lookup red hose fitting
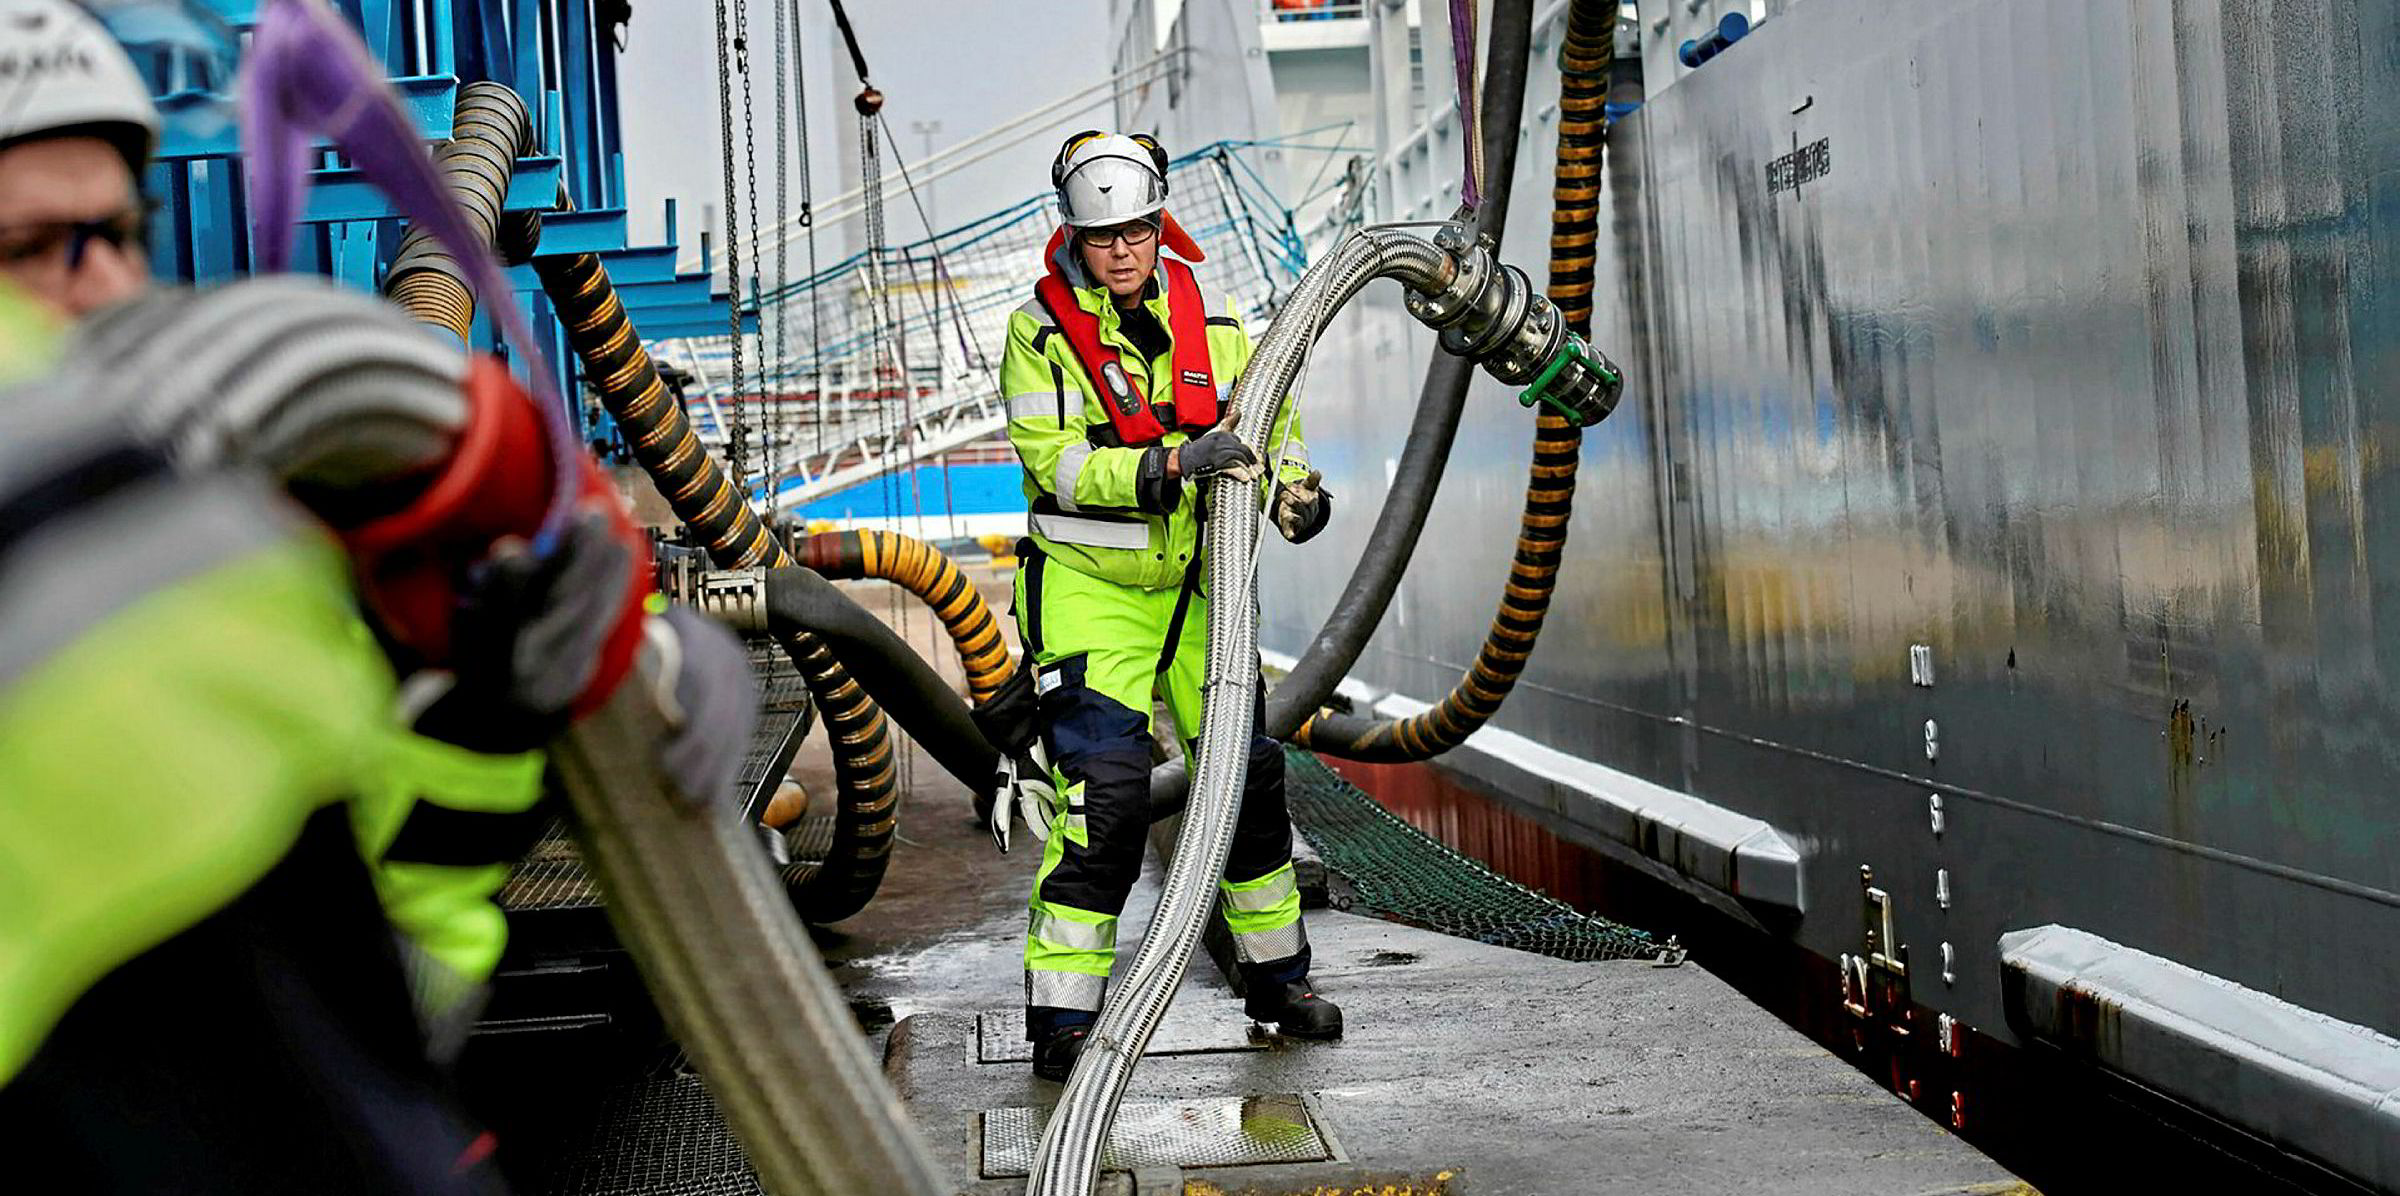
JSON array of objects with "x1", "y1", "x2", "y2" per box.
[{"x1": 342, "y1": 355, "x2": 650, "y2": 714}]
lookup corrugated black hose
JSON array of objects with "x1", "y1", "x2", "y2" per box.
[
  {"x1": 1291, "y1": 0, "x2": 1612, "y2": 760},
  {"x1": 532, "y1": 248, "x2": 900, "y2": 924}
]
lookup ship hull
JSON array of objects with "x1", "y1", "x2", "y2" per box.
[{"x1": 1251, "y1": 0, "x2": 2400, "y2": 1187}]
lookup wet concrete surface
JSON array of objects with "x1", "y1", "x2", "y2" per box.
[
  {"x1": 882, "y1": 911, "x2": 2025, "y2": 1195},
  {"x1": 796, "y1": 571, "x2": 2023, "y2": 1194},
  {"x1": 782, "y1": 569, "x2": 1182, "y2": 1050}
]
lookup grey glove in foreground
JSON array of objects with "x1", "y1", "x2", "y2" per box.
[
  {"x1": 656, "y1": 605, "x2": 763, "y2": 807},
  {"x1": 1273, "y1": 469, "x2": 1332, "y2": 544},
  {"x1": 415, "y1": 507, "x2": 632, "y2": 754}
]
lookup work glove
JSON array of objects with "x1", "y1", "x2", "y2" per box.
[
  {"x1": 1272, "y1": 470, "x2": 1332, "y2": 545},
  {"x1": 651, "y1": 605, "x2": 762, "y2": 808},
  {"x1": 989, "y1": 745, "x2": 1057, "y2": 854},
  {"x1": 411, "y1": 505, "x2": 634, "y2": 755},
  {"x1": 1175, "y1": 405, "x2": 1263, "y2": 485}
]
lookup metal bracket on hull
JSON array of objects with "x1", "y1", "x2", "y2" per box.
[{"x1": 2001, "y1": 925, "x2": 2400, "y2": 1194}]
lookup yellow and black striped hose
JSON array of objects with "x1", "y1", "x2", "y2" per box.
[
  {"x1": 534, "y1": 250, "x2": 898, "y2": 924},
  {"x1": 382, "y1": 81, "x2": 531, "y2": 340},
  {"x1": 1294, "y1": 0, "x2": 1611, "y2": 761},
  {"x1": 797, "y1": 529, "x2": 1014, "y2": 706}
]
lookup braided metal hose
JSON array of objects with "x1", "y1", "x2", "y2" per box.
[
  {"x1": 796, "y1": 529, "x2": 1014, "y2": 704},
  {"x1": 551, "y1": 655, "x2": 946, "y2": 1195},
  {"x1": 381, "y1": 82, "x2": 531, "y2": 341},
  {"x1": 533, "y1": 249, "x2": 901, "y2": 923},
  {"x1": 1293, "y1": 0, "x2": 1613, "y2": 761}
]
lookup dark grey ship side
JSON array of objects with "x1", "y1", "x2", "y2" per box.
[{"x1": 1165, "y1": 0, "x2": 2400, "y2": 1188}]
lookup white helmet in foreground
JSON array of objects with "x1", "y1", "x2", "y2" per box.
[
  {"x1": 1052, "y1": 130, "x2": 1169, "y2": 228},
  {"x1": 0, "y1": 0, "x2": 162, "y2": 170}
]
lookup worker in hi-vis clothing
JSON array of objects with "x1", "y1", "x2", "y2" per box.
[
  {"x1": 996, "y1": 130, "x2": 1339, "y2": 1081},
  {"x1": 0, "y1": 0, "x2": 549, "y2": 1053}
]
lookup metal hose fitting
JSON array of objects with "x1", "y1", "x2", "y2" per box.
[{"x1": 1401, "y1": 222, "x2": 1622, "y2": 426}]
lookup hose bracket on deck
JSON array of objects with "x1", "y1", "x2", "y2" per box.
[{"x1": 686, "y1": 568, "x2": 771, "y2": 636}]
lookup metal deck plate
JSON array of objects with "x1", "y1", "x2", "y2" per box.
[
  {"x1": 977, "y1": 1093, "x2": 1333, "y2": 1178},
  {"x1": 976, "y1": 1008, "x2": 1267, "y2": 1064}
]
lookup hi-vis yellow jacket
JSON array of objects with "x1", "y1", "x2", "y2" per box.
[{"x1": 1000, "y1": 246, "x2": 1307, "y2": 591}]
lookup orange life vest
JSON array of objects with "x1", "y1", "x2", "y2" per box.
[{"x1": 1033, "y1": 231, "x2": 1219, "y2": 447}]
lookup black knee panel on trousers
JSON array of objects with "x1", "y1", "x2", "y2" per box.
[
  {"x1": 1038, "y1": 653, "x2": 1147, "y2": 769},
  {"x1": 1033, "y1": 655, "x2": 1165, "y2": 914},
  {"x1": 1226, "y1": 732, "x2": 1294, "y2": 883},
  {"x1": 1043, "y1": 745, "x2": 1155, "y2": 908}
]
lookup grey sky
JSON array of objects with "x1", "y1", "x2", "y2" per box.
[{"x1": 615, "y1": 0, "x2": 1113, "y2": 274}]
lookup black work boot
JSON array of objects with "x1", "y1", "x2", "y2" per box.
[
  {"x1": 1244, "y1": 979, "x2": 1343, "y2": 1040},
  {"x1": 1031, "y1": 1024, "x2": 1090, "y2": 1082}
]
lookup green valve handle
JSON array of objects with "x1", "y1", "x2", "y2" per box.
[{"x1": 1518, "y1": 333, "x2": 1622, "y2": 427}]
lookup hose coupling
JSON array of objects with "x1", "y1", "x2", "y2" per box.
[
  {"x1": 1400, "y1": 223, "x2": 1624, "y2": 428},
  {"x1": 687, "y1": 567, "x2": 772, "y2": 635},
  {"x1": 1519, "y1": 333, "x2": 1623, "y2": 427}
]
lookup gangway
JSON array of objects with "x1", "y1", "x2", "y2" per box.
[{"x1": 649, "y1": 142, "x2": 1318, "y2": 510}]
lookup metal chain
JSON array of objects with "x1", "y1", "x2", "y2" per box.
[
  {"x1": 768, "y1": 0, "x2": 790, "y2": 503},
  {"x1": 733, "y1": 0, "x2": 763, "y2": 497},
  {"x1": 854, "y1": 112, "x2": 915, "y2": 793},
  {"x1": 857, "y1": 113, "x2": 893, "y2": 508},
  {"x1": 712, "y1": 0, "x2": 746, "y2": 489}
]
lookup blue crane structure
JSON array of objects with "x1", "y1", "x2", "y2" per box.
[{"x1": 139, "y1": 0, "x2": 745, "y2": 439}]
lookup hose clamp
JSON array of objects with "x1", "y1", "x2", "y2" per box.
[
  {"x1": 1440, "y1": 260, "x2": 1534, "y2": 359},
  {"x1": 1517, "y1": 333, "x2": 1624, "y2": 428},
  {"x1": 1481, "y1": 292, "x2": 1563, "y2": 384}
]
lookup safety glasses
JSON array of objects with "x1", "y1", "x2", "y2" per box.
[
  {"x1": 1074, "y1": 221, "x2": 1159, "y2": 250},
  {"x1": 0, "y1": 201, "x2": 156, "y2": 273}
]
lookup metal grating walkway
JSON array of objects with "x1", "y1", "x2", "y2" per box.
[
  {"x1": 531, "y1": 1063, "x2": 765, "y2": 1196},
  {"x1": 499, "y1": 640, "x2": 812, "y2": 916}
]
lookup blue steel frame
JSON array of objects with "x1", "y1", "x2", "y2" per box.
[{"x1": 141, "y1": 0, "x2": 731, "y2": 439}]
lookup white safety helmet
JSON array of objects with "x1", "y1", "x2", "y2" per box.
[
  {"x1": 0, "y1": 0, "x2": 162, "y2": 172},
  {"x1": 1051, "y1": 130, "x2": 1170, "y2": 229}
]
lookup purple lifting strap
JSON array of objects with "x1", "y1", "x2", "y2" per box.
[
  {"x1": 240, "y1": 0, "x2": 579, "y2": 546},
  {"x1": 1449, "y1": 0, "x2": 1482, "y2": 211}
]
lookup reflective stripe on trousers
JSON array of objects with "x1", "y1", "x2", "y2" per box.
[
  {"x1": 1220, "y1": 861, "x2": 1306, "y2": 965},
  {"x1": 1025, "y1": 968, "x2": 1106, "y2": 1012}
]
